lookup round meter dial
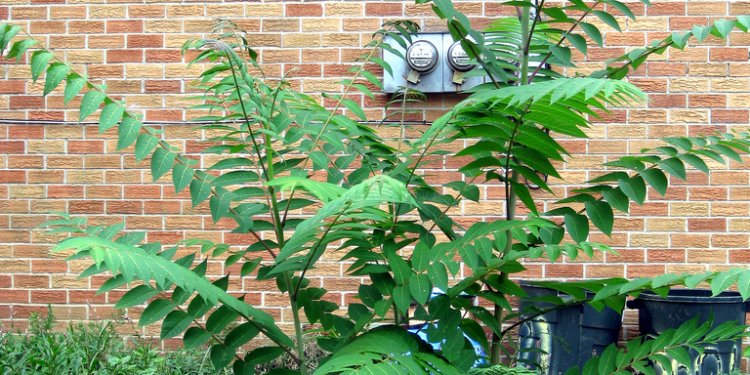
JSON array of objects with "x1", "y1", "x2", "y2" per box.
[
  {"x1": 406, "y1": 40, "x2": 439, "y2": 73},
  {"x1": 447, "y1": 41, "x2": 475, "y2": 72}
]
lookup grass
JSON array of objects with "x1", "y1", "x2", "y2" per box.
[{"x1": 0, "y1": 309, "x2": 230, "y2": 375}]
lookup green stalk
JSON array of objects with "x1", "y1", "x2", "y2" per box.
[
  {"x1": 289, "y1": 298, "x2": 308, "y2": 375},
  {"x1": 262, "y1": 84, "x2": 308, "y2": 374},
  {"x1": 518, "y1": 6, "x2": 531, "y2": 86},
  {"x1": 490, "y1": 5, "x2": 530, "y2": 364}
]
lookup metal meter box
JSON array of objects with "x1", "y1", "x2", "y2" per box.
[
  {"x1": 383, "y1": 33, "x2": 444, "y2": 93},
  {"x1": 382, "y1": 33, "x2": 485, "y2": 94},
  {"x1": 441, "y1": 34, "x2": 484, "y2": 92}
]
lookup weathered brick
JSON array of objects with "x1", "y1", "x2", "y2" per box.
[
  {"x1": 246, "y1": 3, "x2": 283, "y2": 17},
  {"x1": 364, "y1": 2, "x2": 403, "y2": 16},
  {"x1": 286, "y1": 3, "x2": 323, "y2": 17},
  {"x1": 128, "y1": 5, "x2": 165, "y2": 18},
  {"x1": 0, "y1": 170, "x2": 26, "y2": 184},
  {"x1": 127, "y1": 34, "x2": 164, "y2": 48},
  {"x1": 89, "y1": 5, "x2": 126, "y2": 19},
  {"x1": 710, "y1": 48, "x2": 749, "y2": 62}
]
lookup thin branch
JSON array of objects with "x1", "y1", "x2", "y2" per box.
[{"x1": 528, "y1": 0, "x2": 604, "y2": 81}]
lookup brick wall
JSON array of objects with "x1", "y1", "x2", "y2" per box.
[{"x1": 1, "y1": 0, "x2": 749, "y2": 345}]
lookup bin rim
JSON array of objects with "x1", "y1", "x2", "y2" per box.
[{"x1": 636, "y1": 289, "x2": 743, "y2": 304}]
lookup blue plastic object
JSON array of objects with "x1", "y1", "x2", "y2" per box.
[{"x1": 407, "y1": 323, "x2": 488, "y2": 367}]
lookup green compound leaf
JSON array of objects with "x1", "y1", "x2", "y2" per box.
[
  {"x1": 140, "y1": 298, "x2": 176, "y2": 327},
  {"x1": 98, "y1": 101, "x2": 125, "y2": 133},
  {"x1": 114, "y1": 284, "x2": 158, "y2": 309},
  {"x1": 135, "y1": 133, "x2": 159, "y2": 162},
  {"x1": 172, "y1": 163, "x2": 194, "y2": 193},
  {"x1": 79, "y1": 89, "x2": 105, "y2": 123},
  {"x1": 30, "y1": 50, "x2": 53, "y2": 82},
  {"x1": 44, "y1": 62, "x2": 70, "y2": 96},
  {"x1": 565, "y1": 213, "x2": 590, "y2": 243},
  {"x1": 161, "y1": 310, "x2": 193, "y2": 339},
  {"x1": 150, "y1": 147, "x2": 176, "y2": 181},
  {"x1": 117, "y1": 115, "x2": 142, "y2": 150},
  {"x1": 585, "y1": 200, "x2": 614, "y2": 236},
  {"x1": 63, "y1": 73, "x2": 86, "y2": 105}
]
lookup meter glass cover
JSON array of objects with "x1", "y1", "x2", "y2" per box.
[
  {"x1": 448, "y1": 41, "x2": 474, "y2": 72},
  {"x1": 406, "y1": 40, "x2": 438, "y2": 73}
]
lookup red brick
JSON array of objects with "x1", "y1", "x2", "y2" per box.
[
  {"x1": 15, "y1": 275, "x2": 50, "y2": 288},
  {"x1": 648, "y1": 94, "x2": 686, "y2": 108},
  {"x1": 146, "y1": 231, "x2": 183, "y2": 243},
  {"x1": 365, "y1": 2, "x2": 403, "y2": 16},
  {"x1": 10, "y1": 6, "x2": 47, "y2": 19},
  {"x1": 68, "y1": 200, "x2": 105, "y2": 214},
  {"x1": 86, "y1": 185, "x2": 122, "y2": 199},
  {"x1": 712, "y1": 109, "x2": 749, "y2": 123},
  {"x1": 0, "y1": 81, "x2": 25, "y2": 94},
  {"x1": 29, "y1": 21, "x2": 66, "y2": 34},
  {"x1": 89, "y1": 35, "x2": 126, "y2": 49},
  {"x1": 128, "y1": 5, "x2": 166, "y2": 18},
  {"x1": 50, "y1": 5, "x2": 85, "y2": 19},
  {"x1": 648, "y1": 62, "x2": 687, "y2": 76},
  {"x1": 689, "y1": 94, "x2": 726, "y2": 108},
  {"x1": 286, "y1": 3, "x2": 323, "y2": 17},
  {"x1": 48, "y1": 185, "x2": 85, "y2": 198},
  {"x1": 107, "y1": 49, "x2": 143, "y2": 63},
  {"x1": 0, "y1": 171, "x2": 26, "y2": 183},
  {"x1": 69, "y1": 21, "x2": 105, "y2": 33},
  {"x1": 9, "y1": 96, "x2": 44, "y2": 110},
  {"x1": 125, "y1": 186, "x2": 161, "y2": 199},
  {"x1": 0, "y1": 141, "x2": 25, "y2": 153},
  {"x1": 670, "y1": 17, "x2": 710, "y2": 31},
  {"x1": 646, "y1": 2, "x2": 686, "y2": 16},
  {"x1": 107, "y1": 20, "x2": 143, "y2": 33},
  {"x1": 8, "y1": 125, "x2": 44, "y2": 139},
  {"x1": 145, "y1": 109, "x2": 183, "y2": 122},
  {"x1": 145, "y1": 49, "x2": 182, "y2": 63},
  {"x1": 127, "y1": 34, "x2": 164, "y2": 48},
  {"x1": 145, "y1": 80, "x2": 181, "y2": 93},
  {"x1": 647, "y1": 249, "x2": 685, "y2": 263},
  {"x1": 106, "y1": 201, "x2": 144, "y2": 214},
  {"x1": 67, "y1": 140, "x2": 104, "y2": 154},
  {"x1": 69, "y1": 290, "x2": 107, "y2": 304},
  {"x1": 0, "y1": 290, "x2": 29, "y2": 303},
  {"x1": 144, "y1": 200, "x2": 181, "y2": 214},
  {"x1": 710, "y1": 48, "x2": 749, "y2": 62},
  {"x1": 688, "y1": 218, "x2": 727, "y2": 232},
  {"x1": 545, "y1": 265, "x2": 584, "y2": 278},
  {"x1": 31, "y1": 290, "x2": 67, "y2": 304}
]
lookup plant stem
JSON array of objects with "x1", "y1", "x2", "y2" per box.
[
  {"x1": 490, "y1": 4, "x2": 530, "y2": 363},
  {"x1": 289, "y1": 298, "x2": 308, "y2": 375},
  {"x1": 528, "y1": 0, "x2": 603, "y2": 81}
]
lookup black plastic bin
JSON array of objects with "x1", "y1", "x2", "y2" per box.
[
  {"x1": 628, "y1": 289, "x2": 750, "y2": 375},
  {"x1": 517, "y1": 283, "x2": 623, "y2": 375}
]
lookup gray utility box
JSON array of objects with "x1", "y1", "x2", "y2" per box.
[{"x1": 382, "y1": 33, "x2": 485, "y2": 94}]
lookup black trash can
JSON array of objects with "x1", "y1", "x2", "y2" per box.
[
  {"x1": 628, "y1": 289, "x2": 750, "y2": 375},
  {"x1": 517, "y1": 283, "x2": 623, "y2": 375}
]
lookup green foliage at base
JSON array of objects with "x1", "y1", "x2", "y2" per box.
[{"x1": 0, "y1": 309, "x2": 230, "y2": 375}]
